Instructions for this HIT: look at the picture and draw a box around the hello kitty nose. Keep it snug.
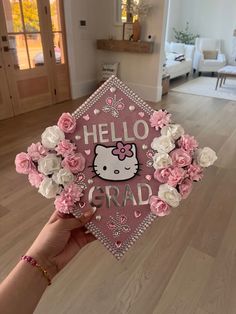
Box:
[114,170,120,174]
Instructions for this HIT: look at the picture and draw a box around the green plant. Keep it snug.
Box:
[173,22,199,45]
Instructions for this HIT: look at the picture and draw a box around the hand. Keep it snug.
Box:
[26,208,97,279]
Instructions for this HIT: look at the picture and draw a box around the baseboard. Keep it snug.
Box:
[124,81,162,102]
[71,79,162,102]
[70,80,98,99]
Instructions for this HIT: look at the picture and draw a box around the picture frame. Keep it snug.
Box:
[123,22,134,41]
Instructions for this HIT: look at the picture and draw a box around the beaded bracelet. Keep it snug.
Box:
[21,255,52,286]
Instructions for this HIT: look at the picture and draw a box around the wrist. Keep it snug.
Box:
[25,250,58,280]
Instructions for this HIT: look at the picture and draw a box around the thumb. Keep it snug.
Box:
[56,207,97,231]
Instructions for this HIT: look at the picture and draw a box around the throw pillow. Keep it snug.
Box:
[203,50,218,60]
[170,42,185,55]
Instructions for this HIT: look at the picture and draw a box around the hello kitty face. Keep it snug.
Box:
[93,142,139,181]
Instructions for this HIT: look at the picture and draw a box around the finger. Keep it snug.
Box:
[56,207,97,231]
[48,210,74,224]
[48,210,60,224]
[84,233,96,244]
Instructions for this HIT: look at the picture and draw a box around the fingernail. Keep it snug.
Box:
[84,207,97,218]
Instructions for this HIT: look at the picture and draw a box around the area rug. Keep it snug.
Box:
[171,77,236,101]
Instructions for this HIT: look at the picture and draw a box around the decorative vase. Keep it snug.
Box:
[133,19,141,42]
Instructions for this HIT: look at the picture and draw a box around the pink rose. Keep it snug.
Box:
[57,112,76,133]
[179,178,193,199]
[178,134,198,153]
[54,192,75,214]
[149,195,171,217]
[64,182,83,202]
[167,167,186,187]
[149,110,171,130]
[62,153,86,174]
[54,182,83,214]
[27,142,48,161]
[28,171,44,188]
[15,152,35,174]
[187,163,203,181]
[55,139,76,157]
[170,149,192,168]
[154,168,170,183]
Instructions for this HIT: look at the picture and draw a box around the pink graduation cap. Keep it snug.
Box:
[15,76,217,259]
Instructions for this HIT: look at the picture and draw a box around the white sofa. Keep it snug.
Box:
[165,42,195,79]
[193,38,226,74]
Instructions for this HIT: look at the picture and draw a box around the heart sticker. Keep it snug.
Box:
[15,76,217,260]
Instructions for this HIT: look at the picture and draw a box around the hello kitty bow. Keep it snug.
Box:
[112,142,134,161]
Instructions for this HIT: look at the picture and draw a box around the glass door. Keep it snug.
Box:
[0,0,70,118]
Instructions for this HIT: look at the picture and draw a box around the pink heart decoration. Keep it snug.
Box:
[115,241,122,248]
[85,149,91,155]
[134,210,142,218]
[145,175,152,181]
[75,173,85,184]
[79,201,86,208]
[120,215,126,223]
[83,114,90,121]
[138,112,145,118]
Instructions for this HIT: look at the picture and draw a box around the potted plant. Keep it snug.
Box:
[173,22,199,45]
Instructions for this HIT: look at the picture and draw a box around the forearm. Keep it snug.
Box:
[0,260,48,314]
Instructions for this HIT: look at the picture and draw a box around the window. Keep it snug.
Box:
[49,0,65,64]
[3,0,44,69]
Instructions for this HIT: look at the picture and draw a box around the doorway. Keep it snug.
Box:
[0,0,70,120]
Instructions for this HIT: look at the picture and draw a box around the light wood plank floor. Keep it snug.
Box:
[1,88,236,314]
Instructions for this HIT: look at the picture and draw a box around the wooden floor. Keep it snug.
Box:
[1,86,236,314]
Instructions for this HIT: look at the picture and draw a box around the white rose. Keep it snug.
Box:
[153,153,172,169]
[38,154,61,175]
[195,147,217,167]
[158,184,181,207]
[161,124,184,140]
[41,125,65,149]
[38,177,61,199]
[151,135,175,153]
[52,168,74,186]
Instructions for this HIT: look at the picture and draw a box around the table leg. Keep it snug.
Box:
[220,75,224,87]
[215,73,220,90]
[224,76,226,85]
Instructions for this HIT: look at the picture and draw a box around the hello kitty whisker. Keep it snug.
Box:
[92,174,99,178]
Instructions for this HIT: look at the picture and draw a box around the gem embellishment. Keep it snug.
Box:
[85,149,91,155]
[134,210,142,218]
[94,109,100,115]
[129,105,135,111]
[146,149,155,168]
[88,179,93,184]
[83,114,90,121]
[138,112,145,118]
[145,175,152,181]
[96,215,102,221]
[142,144,148,150]
[102,95,125,118]
[110,87,116,93]
[74,173,87,190]
[75,135,81,140]
[107,212,131,238]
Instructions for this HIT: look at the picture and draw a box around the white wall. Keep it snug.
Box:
[96,0,167,102]
[64,0,168,102]
[64,0,100,99]
[166,0,182,42]
[167,0,236,63]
